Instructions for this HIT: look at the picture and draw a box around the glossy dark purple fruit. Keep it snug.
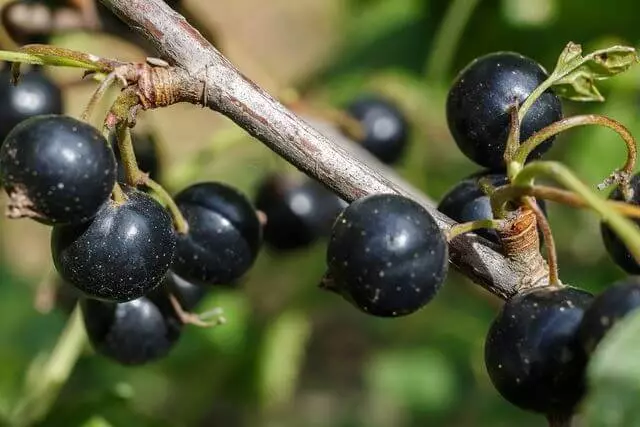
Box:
[0,115,116,225]
[578,277,640,354]
[601,174,640,274]
[254,174,347,251]
[485,286,593,417]
[82,294,181,365]
[446,52,562,170]
[163,270,207,311]
[0,67,63,140]
[326,193,448,317]
[111,131,161,182]
[345,94,408,164]
[437,170,547,244]
[51,186,176,302]
[173,182,262,286]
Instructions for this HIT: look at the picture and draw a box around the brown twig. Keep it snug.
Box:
[96,0,543,300]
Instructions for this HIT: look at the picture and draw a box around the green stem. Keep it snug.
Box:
[512,161,640,263]
[446,219,503,241]
[424,0,482,82]
[143,178,189,235]
[514,115,637,180]
[518,77,554,124]
[10,306,86,427]
[81,71,119,125]
[111,182,126,204]
[0,51,46,66]
[116,125,143,186]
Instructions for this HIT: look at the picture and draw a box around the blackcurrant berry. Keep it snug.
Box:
[345,94,408,164]
[326,193,448,317]
[446,52,562,170]
[111,131,161,182]
[485,286,593,416]
[172,182,262,285]
[437,170,547,244]
[0,67,63,141]
[601,174,640,274]
[164,270,207,311]
[254,174,347,251]
[578,277,640,354]
[0,115,116,225]
[81,294,181,366]
[51,186,176,302]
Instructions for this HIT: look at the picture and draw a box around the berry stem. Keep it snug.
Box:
[142,178,189,235]
[524,197,560,286]
[446,219,503,241]
[115,124,144,186]
[513,114,636,193]
[80,71,120,125]
[424,0,482,82]
[505,103,522,179]
[111,182,126,204]
[9,306,86,426]
[512,161,640,264]
[495,184,640,219]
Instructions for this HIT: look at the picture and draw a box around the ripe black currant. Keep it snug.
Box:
[254,174,347,251]
[326,193,448,317]
[437,170,547,244]
[345,94,408,164]
[485,286,593,416]
[446,52,562,170]
[111,131,161,182]
[172,182,262,285]
[0,114,116,225]
[578,277,640,354]
[0,67,63,141]
[163,270,207,311]
[601,174,640,273]
[51,186,176,302]
[81,293,181,366]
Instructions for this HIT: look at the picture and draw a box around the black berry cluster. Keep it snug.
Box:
[0,94,263,365]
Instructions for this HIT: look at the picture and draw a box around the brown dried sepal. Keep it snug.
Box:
[5,185,45,221]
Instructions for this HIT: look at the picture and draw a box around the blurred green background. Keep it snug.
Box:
[1,0,640,425]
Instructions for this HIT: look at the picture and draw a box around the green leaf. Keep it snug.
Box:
[550,42,639,102]
[584,309,640,427]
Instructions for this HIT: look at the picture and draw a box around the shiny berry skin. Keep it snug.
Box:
[446,52,563,170]
[326,193,448,317]
[172,182,262,285]
[601,175,640,274]
[81,294,181,366]
[437,170,547,244]
[485,286,593,416]
[0,115,116,225]
[578,277,640,354]
[51,186,177,302]
[111,131,161,183]
[0,67,63,140]
[254,174,347,251]
[163,270,207,311]
[345,95,408,164]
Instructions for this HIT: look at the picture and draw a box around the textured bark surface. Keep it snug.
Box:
[99,0,531,300]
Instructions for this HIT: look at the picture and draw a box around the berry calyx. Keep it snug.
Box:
[578,276,640,354]
[345,94,408,164]
[51,186,176,302]
[254,174,346,251]
[0,114,116,224]
[601,174,640,273]
[446,52,563,170]
[325,193,448,317]
[484,286,593,417]
[172,182,262,285]
[0,67,63,140]
[81,294,181,366]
